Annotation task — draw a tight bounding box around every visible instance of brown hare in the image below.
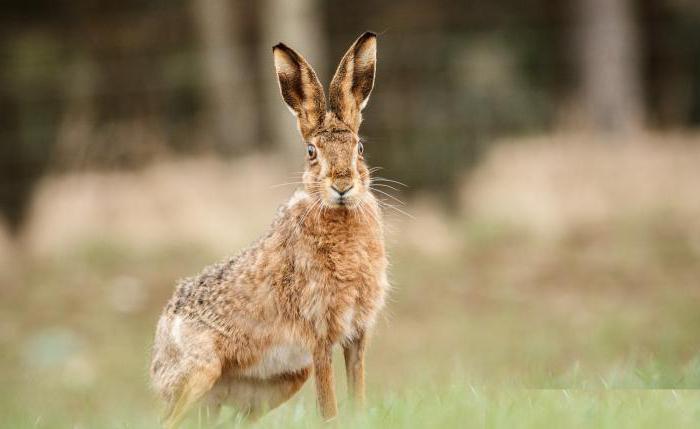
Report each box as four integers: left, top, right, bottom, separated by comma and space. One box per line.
150, 31, 388, 427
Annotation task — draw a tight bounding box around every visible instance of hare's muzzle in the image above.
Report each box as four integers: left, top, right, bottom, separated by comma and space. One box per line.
326, 176, 358, 206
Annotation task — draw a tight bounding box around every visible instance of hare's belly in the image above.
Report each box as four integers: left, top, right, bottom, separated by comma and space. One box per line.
240, 343, 312, 379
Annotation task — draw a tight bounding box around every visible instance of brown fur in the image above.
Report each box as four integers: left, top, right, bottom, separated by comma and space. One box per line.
150, 32, 386, 427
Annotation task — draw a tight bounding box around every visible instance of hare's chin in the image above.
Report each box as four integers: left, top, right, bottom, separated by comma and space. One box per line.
327, 198, 362, 209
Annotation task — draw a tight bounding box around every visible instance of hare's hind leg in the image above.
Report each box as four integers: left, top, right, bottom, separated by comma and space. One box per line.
249, 369, 311, 419
156, 321, 224, 428
226, 368, 311, 421
162, 363, 222, 429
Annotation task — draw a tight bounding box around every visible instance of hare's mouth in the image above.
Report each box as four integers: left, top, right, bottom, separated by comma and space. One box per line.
327, 195, 362, 210
321, 191, 352, 208
323, 183, 359, 208
327, 197, 348, 208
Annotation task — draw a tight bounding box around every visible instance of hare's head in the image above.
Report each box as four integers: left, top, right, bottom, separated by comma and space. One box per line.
273, 32, 377, 209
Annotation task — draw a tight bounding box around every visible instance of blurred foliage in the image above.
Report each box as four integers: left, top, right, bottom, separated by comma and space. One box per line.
1, 0, 700, 230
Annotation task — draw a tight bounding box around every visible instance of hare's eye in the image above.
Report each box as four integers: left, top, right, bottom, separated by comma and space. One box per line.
358, 141, 364, 155
307, 144, 317, 160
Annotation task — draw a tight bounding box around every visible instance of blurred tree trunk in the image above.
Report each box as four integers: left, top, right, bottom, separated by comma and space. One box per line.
259, 0, 326, 158
573, 0, 644, 133
191, 0, 257, 153
52, 57, 95, 170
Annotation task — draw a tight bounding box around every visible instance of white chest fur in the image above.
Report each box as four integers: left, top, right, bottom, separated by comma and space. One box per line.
298, 281, 362, 340
239, 343, 312, 379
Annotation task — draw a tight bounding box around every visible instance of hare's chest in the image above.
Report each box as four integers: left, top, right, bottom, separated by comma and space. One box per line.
299, 268, 387, 342
298, 286, 356, 341
295, 231, 387, 340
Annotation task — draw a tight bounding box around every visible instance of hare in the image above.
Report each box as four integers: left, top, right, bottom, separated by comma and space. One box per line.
150, 32, 388, 427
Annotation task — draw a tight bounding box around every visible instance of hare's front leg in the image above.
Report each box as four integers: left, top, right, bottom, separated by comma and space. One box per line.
343, 331, 366, 408
313, 341, 338, 420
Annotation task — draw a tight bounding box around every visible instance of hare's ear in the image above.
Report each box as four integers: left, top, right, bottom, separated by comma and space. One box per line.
328, 32, 377, 132
273, 43, 326, 139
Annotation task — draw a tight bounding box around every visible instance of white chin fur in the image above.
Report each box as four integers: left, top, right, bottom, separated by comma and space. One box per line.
326, 197, 359, 208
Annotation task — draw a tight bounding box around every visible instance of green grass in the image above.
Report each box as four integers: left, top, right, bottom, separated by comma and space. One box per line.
261, 387, 700, 429
5, 384, 700, 428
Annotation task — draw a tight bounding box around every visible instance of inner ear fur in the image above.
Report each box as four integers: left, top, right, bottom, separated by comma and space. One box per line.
273, 43, 326, 139
328, 32, 377, 132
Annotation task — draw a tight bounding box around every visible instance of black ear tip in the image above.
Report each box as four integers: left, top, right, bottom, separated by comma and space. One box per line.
272, 42, 294, 54
361, 31, 377, 40
273, 43, 302, 62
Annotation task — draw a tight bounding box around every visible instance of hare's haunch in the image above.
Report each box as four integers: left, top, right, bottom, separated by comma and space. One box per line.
150, 31, 388, 427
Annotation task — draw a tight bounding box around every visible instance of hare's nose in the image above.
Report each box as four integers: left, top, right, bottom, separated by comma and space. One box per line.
331, 184, 354, 197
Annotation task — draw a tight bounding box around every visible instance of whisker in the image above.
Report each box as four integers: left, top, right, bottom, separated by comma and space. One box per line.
298, 198, 321, 230
373, 177, 409, 187
270, 181, 305, 188
353, 201, 366, 224
318, 201, 326, 222
296, 196, 319, 226
369, 182, 401, 192
377, 200, 415, 219
371, 188, 406, 206
360, 200, 380, 226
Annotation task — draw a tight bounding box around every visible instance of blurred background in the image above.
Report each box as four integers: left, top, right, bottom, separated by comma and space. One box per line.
2, 0, 700, 427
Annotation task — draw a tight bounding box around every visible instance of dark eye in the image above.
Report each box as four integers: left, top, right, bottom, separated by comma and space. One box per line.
358, 141, 364, 156
307, 144, 316, 160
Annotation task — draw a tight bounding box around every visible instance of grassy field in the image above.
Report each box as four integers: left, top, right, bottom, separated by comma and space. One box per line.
1, 136, 700, 427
